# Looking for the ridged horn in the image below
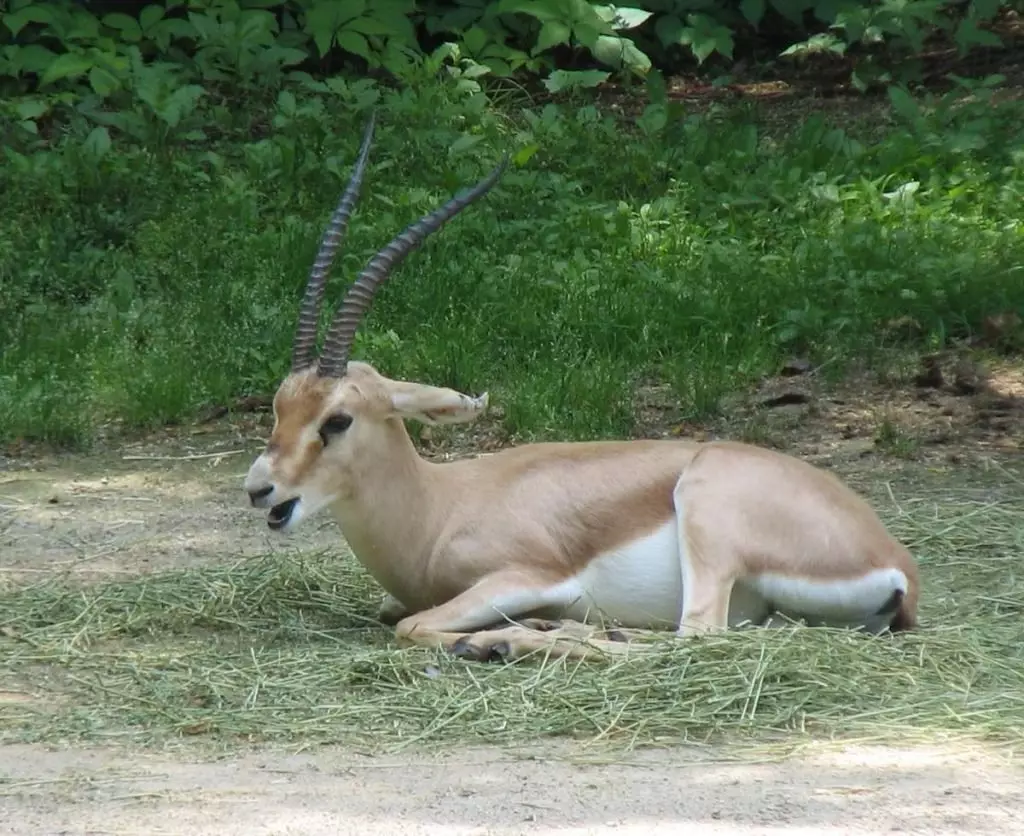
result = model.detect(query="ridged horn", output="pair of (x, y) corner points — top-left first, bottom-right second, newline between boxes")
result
(290, 111), (376, 372)
(317, 154), (510, 379)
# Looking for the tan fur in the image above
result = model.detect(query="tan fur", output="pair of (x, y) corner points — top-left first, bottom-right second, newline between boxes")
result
(244, 360), (920, 663)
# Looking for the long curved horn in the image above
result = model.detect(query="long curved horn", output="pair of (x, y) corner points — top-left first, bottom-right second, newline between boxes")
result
(317, 154), (510, 379)
(290, 111), (376, 372)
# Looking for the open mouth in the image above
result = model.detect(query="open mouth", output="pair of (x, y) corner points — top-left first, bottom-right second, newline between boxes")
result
(267, 498), (299, 531)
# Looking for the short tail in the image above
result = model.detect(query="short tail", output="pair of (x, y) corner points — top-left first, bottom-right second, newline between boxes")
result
(879, 588), (917, 632)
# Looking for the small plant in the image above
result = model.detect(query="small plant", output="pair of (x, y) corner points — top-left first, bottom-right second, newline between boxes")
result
(874, 416), (922, 459)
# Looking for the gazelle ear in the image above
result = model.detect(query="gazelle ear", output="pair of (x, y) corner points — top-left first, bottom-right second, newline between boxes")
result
(387, 381), (489, 426)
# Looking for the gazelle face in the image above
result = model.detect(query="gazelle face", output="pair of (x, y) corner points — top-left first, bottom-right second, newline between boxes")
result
(243, 363), (390, 532)
(244, 362), (489, 532)
(241, 110), (504, 532)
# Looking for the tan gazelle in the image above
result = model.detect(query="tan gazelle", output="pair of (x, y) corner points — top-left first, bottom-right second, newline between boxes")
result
(244, 113), (920, 663)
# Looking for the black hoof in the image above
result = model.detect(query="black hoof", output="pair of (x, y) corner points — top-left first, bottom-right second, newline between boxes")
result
(606, 629), (629, 643)
(485, 641), (511, 662)
(448, 636), (511, 663)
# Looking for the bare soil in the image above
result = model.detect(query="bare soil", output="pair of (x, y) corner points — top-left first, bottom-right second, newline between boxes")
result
(2, 740), (1023, 836)
(2, 353), (1023, 834)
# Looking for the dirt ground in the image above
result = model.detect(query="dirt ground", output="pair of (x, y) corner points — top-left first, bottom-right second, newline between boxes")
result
(2, 355), (1023, 836)
(3, 739), (1023, 836)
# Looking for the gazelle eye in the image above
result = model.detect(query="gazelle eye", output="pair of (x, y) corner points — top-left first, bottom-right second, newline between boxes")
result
(319, 413), (353, 444)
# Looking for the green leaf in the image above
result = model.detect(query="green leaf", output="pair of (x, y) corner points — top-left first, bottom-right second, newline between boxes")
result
(592, 34), (651, 72)
(156, 19), (195, 39)
(812, 0), (842, 24)
(139, 4), (166, 30)
(277, 89), (297, 115)
(481, 56), (513, 77)
(769, 0), (814, 26)
(780, 33), (846, 57)
(970, 0), (1002, 21)
(305, 2), (341, 56)
(573, 20), (607, 49)
(887, 85), (919, 124)
(82, 126), (112, 160)
(3, 6), (56, 37)
(654, 14), (682, 48)
(311, 28), (333, 56)
(266, 46), (307, 67)
(346, 16), (397, 37)
(188, 12), (220, 41)
(15, 99), (48, 119)
(513, 143), (540, 166)
(161, 84), (205, 127)
(6, 44), (57, 75)
(449, 134), (483, 155)
(336, 30), (370, 60)
(954, 18), (1003, 54)
(88, 65), (121, 96)
(39, 51), (95, 86)
(460, 61), (492, 79)
(603, 6), (653, 30)
(542, 68), (611, 93)
(462, 26), (489, 54)
(343, 0), (368, 19)
(740, 0), (766, 26)
(103, 13), (142, 40)
(238, 10), (278, 41)
(497, 0), (560, 23)
(535, 20), (572, 53)
(646, 67), (667, 105)
(675, 15), (734, 64)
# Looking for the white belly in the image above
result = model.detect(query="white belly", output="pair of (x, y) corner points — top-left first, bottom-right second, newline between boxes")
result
(549, 521), (770, 630)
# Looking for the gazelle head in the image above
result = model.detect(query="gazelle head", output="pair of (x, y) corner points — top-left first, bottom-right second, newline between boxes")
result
(244, 113), (507, 532)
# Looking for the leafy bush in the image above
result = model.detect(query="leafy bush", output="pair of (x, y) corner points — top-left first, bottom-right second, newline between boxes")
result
(1, 0), (1013, 104)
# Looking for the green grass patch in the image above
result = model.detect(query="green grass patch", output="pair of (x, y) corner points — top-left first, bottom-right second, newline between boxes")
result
(2, 465), (1022, 754)
(3, 76), (1024, 447)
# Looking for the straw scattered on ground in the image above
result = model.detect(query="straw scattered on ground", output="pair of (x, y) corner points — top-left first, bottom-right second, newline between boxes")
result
(2, 454), (1022, 757)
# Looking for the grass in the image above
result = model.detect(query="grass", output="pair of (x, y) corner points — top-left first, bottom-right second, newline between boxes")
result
(2, 463), (1023, 755)
(3, 48), (1024, 760)
(3, 74), (1024, 447)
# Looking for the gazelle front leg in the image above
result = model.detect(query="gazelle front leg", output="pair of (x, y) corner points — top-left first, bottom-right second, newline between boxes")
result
(393, 571), (652, 662)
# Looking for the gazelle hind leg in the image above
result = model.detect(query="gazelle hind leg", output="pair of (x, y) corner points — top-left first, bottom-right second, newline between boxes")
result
(672, 472), (737, 637)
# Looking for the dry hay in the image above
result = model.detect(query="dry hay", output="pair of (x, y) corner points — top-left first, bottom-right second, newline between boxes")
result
(1, 460), (1022, 757)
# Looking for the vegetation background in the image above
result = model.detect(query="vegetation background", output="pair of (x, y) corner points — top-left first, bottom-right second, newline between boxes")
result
(2, 0), (1022, 448)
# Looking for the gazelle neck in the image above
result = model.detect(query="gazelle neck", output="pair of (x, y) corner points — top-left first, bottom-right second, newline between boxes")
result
(326, 417), (450, 600)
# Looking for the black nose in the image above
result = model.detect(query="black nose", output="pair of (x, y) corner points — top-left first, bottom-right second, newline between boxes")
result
(248, 485), (273, 505)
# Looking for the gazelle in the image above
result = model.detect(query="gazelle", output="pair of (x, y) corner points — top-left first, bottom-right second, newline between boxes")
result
(244, 113), (920, 663)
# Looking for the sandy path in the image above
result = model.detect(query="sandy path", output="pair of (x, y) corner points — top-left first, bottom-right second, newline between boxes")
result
(2, 740), (1022, 835)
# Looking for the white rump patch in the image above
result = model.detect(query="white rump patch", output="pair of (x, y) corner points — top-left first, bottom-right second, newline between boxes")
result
(747, 568), (908, 626)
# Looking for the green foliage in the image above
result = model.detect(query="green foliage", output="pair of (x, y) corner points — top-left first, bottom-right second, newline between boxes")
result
(1, 0), (1021, 447)
(3, 53), (1023, 446)
(0, 0), (1014, 101)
